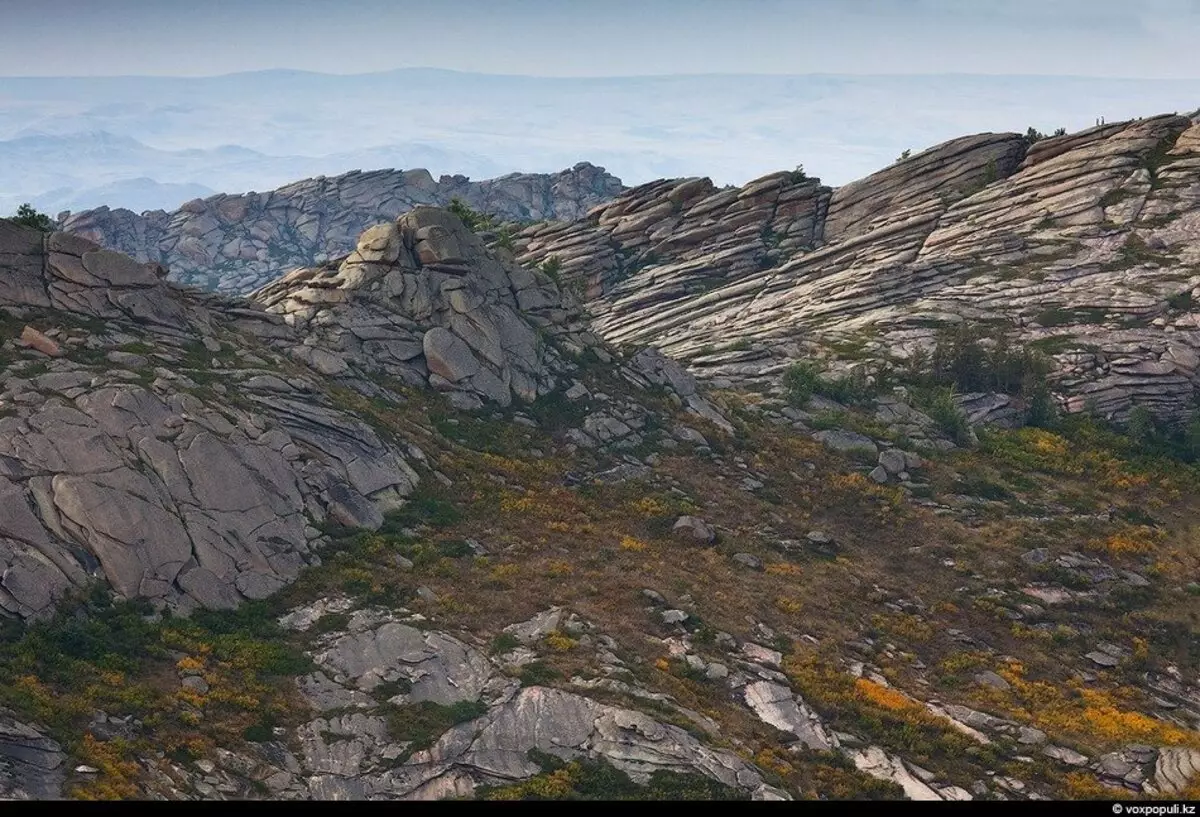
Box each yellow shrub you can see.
[870,612,933,642]
[775,596,804,615]
[854,678,923,713]
[485,766,578,800]
[499,494,537,514]
[1030,432,1070,458]
[1063,771,1127,799]
[989,662,1200,749]
[1011,622,1053,641]
[175,687,208,709]
[937,651,989,676]
[71,735,141,800]
[754,747,795,778]
[546,560,573,576]
[765,563,803,577]
[490,563,520,581]
[175,656,205,674]
[619,535,649,552]
[1089,526,1160,558]
[630,496,671,517]
[544,632,578,652]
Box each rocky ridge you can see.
[515,113,1200,423]
[60,163,624,294]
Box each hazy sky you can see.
[1,0,1199,78]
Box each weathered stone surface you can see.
[813,429,879,456]
[407,686,788,800]
[850,746,951,801]
[0,225,419,617]
[671,516,716,544]
[1043,745,1090,766]
[423,328,481,383]
[312,617,493,704]
[18,327,61,358]
[502,607,565,645]
[251,207,598,407]
[1154,746,1200,794]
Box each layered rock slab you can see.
[0,222,418,617]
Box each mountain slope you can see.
[2,129,1200,802]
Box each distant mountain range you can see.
[2,70,1198,215]
[0,129,508,214]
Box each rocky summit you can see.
[3,112,1200,803]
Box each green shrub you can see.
[1127,405,1156,446]
[783,361,821,406]
[490,633,520,654]
[517,661,562,686]
[920,325,1050,395]
[783,361,879,407]
[540,255,563,284]
[477,749,750,800]
[384,699,488,752]
[918,386,973,446]
[8,203,54,232]
[447,197,496,231]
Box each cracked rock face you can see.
[311,615,494,705]
[1154,746,1200,794]
[741,681,837,751]
[60,163,626,295]
[516,114,1200,424]
[0,710,65,800]
[251,207,602,408]
[0,222,418,618]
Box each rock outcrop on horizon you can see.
[59,163,625,294]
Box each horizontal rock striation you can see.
[60,163,625,294]
[516,114,1200,423]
